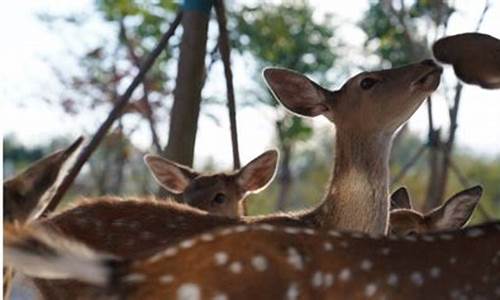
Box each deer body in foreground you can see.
[145,150,279,217]
[389,186,483,236]
[5,221,500,300]
[433,32,500,89]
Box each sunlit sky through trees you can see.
[1,0,499,170]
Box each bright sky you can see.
[1,1,499,170]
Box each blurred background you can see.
[2,0,500,222]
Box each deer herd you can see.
[3,33,500,299]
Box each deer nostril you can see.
[421,59,437,67]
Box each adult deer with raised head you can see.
[144,150,278,217]
[389,185,483,236]
[5,220,500,299]
[28,60,442,298]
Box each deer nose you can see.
[420,59,438,67]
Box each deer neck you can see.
[311,128,392,235]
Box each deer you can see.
[433,32,500,89]
[3,137,84,300]
[144,150,279,217]
[5,220,500,299]
[25,60,442,298]
[389,185,483,236]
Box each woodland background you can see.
[3,0,500,222]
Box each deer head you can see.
[144,150,278,217]
[389,186,482,236]
[433,32,500,89]
[263,60,442,234]
[3,137,84,223]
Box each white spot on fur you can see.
[258,224,275,231]
[284,227,300,234]
[212,293,228,300]
[123,273,146,283]
[380,248,391,255]
[429,267,441,278]
[311,271,323,287]
[177,283,201,300]
[214,252,228,266]
[323,242,333,251]
[287,247,304,270]
[340,241,349,248]
[219,228,233,236]
[338,268,351,282]
[387,273,398,286]
[351,232,364,239]
[360,259,373,271]
[466,228,484,237]
[229,261,243,273]
[449,257,457,264]
[324,273,334,287]
[159,274,174,284]
[303,228,315,235]
[404,235,417,242]
[234,225,249,232]
[140,231,154,240]
[365,283,377,297]
[179,239,196,249]
[410,272,424,286]
[421,235,435,242]
[251,256,268,272]
[200,233,214,242]
[286,282,299,300]
[328,230,342,238]
[439,234,454,241]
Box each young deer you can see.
[5,221,500,299]
[29,60,442,298]
[389,186,483,236]
[433,32,500,89]
[144,150,278,217]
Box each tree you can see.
[231,0,336,210]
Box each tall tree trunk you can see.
[276,143,292,211]
[160,1,212,196]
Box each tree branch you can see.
[42,11,183,215]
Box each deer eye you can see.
[360,78,378,90]
[213,193,226,204]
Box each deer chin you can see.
[412,68,442,92]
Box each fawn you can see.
[389,186,483,236]
[145,150,278,217]
[433,32,500,89]
[5,220,500,299]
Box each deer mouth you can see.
[412,67,443,91]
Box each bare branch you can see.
[42,12,183,215]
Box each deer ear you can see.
[3,136,84,223]
[236,150,279,194]
[263,68,332,117]
[144,155,199,194]
[427,185,482,230]
[390,187,412,210]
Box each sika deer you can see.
[3,137,83,300]
[5,221,500,299]
[145,150,278,217]
[3,137,84,223]
[433,32,500,89]
[389,186,482,236]
[29,60,442,298]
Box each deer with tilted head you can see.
[145,150,278,217]
[5,220,500,299]
[28,60,442,298]
[389,186,483,236]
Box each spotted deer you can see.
[433,32,500,89]
[144,150,278,217]
[28,60,442,298]
[5,221,500,299]
[389,185,483,236]
[3,137,84,300]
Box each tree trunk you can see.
[160,1,212,196]
[276,143,292,211]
